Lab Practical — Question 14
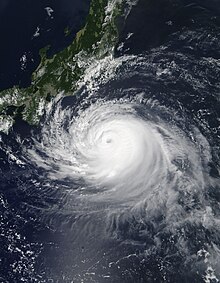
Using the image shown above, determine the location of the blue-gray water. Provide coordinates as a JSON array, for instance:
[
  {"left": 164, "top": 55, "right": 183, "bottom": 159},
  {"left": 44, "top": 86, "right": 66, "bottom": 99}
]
[
  {"left": 0, "top": 0, "right": 220, "bottom": 282},
  {"left": 0, "top": 0, "right": 91, "bottom": 90}
]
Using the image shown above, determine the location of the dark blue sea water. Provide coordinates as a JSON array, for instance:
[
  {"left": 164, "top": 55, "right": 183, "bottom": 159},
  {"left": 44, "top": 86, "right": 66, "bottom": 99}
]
[
  {"left": 0, "top": 0, "right": 91, "bottom": 90},
  {"left": 0, "top": 0, "right": 220, "bottom": 282},
  {"left": 116, "top": 0, "right": 220, "bottom": 57}
]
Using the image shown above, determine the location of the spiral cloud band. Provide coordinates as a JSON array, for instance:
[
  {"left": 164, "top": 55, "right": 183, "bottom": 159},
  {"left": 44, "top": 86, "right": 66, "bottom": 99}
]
[
  {"left": 28, "top": 99, "right": 208, "bottom": 206},
  {"left": 24, "top": 89, "right": 219, "bottom": 282}
]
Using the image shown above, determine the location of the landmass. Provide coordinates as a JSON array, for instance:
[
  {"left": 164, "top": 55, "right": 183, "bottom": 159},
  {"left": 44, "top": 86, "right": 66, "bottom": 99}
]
[{"left": 0, "top": 0, "right": 123, "bottom": 132}]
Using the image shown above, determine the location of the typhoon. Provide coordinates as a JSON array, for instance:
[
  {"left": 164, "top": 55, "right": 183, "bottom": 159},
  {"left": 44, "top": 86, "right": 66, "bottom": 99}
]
[
  {"left": 21, "top": 50, "right": 220, "bottom": 282},
  {"left": 1, "top": 13, "right": 220, "bottom": 283},
  {"left": 29, "top": 98, "right": 209, "bottom": 207}
]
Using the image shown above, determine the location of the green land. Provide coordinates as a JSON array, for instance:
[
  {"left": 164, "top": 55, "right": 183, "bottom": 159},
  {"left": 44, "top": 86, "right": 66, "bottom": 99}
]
[{"left": 0, "top": 0, "right": 122, "bottom": 131}]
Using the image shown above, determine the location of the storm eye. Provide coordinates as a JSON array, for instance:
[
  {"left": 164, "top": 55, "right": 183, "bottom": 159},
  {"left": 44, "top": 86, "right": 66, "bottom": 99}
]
[{"left": 106, "top": 138, "right": 112, "bottom": 143}]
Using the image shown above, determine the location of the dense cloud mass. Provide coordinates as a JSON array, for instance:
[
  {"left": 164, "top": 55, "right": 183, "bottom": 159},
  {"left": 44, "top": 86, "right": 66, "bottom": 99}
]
[
  {"left": 0, "top": 0, "right": 220, "bottom": 282},
  {"left": 28, "top": 98, "right": 210, "bottom": 208}
]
